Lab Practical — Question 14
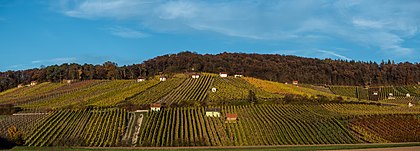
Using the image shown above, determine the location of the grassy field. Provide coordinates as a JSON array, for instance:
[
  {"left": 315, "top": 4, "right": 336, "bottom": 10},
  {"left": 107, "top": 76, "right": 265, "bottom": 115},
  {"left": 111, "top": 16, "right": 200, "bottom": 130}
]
[{"left": 10, "top": 143, "right": 420, "bottom": 151}]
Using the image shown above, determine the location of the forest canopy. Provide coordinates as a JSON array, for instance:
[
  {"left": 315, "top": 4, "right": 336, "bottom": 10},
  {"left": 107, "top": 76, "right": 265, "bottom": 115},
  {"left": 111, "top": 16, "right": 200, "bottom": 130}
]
[{"left": 1, "top": 51, "right": 419, "bottom": 92}]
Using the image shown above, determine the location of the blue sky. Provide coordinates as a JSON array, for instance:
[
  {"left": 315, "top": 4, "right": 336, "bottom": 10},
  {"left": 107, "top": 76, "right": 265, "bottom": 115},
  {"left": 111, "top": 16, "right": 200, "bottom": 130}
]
[{"left": 1, "top": 0, "right": 420, "bottom": 71}]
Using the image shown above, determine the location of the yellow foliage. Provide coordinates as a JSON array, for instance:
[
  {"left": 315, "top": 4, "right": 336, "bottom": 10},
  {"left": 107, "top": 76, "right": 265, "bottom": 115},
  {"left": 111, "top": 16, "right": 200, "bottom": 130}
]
[{"left": 243, "top": 77, "right": 336, "bottom": 97}]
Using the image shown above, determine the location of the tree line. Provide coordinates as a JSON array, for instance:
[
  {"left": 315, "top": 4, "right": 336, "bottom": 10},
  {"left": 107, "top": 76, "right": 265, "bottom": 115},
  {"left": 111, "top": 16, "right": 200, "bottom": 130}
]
[{"left": 1, "top": 51, "right": 419, "bottom": 92}]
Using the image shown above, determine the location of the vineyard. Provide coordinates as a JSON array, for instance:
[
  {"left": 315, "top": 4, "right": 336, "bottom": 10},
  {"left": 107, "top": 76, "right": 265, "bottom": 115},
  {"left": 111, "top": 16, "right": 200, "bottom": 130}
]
[
  {"left": 18, "top": 80, "right": 159, "bottom": 109},
  {"left": 0, "top": 75, "right": 419, "bottom": 148},
  {"left": 137, "top": 104, "right": 360, "bottom": 147},
  {"left": 244, "top": 77, "right": 338, "bottom": 98},
  {"left": 329, "top": 86, "right": 420, "bottom": 102},
  {"left": 322, "top": 103, "right": 420, "bottom": 115},
  {"left": 0, "top": 114, "right": 49, "bottom": 140},
  {"left": 159, "top": 75, "right": 213, "bottom": 105},
  {"left": 127, "top": 78, "right": 186, "bottom": 105},
  {"left": 25, "top": 108, "right": 127, "bottom": 147},
  {"left": 329, "top": 86, "right": 358, "bottom": 98},
  {"left": 207, "top": 77, "right": 278, "bottom": 105},
  {"left": 349, "top": 114, "right": 420, "bottom": 142}
]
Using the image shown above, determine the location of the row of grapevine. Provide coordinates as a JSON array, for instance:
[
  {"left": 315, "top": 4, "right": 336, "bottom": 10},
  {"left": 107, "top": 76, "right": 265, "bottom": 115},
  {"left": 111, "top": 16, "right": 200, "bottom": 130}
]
[
  {"left": 128, "top": 78, "right": 186, "bottom": 105},
  {"left": 329, "top": 86, "right": 418, "bottom": 101},
  {"left": 88, "top": 80, "right": 160, "bottom": 106},
  {"left": 322, "top": 103, "right": 420, "bottom": 115},
  {"left": 137, "top": 104, "right": 359, "bottom": 147},
  {"left": 160, "top": 75, "right": 213, "bottom": 105},
  {"left": 395, "top": 86, "right": 420, "bottom": 96},
  {"left": 380, "top": 96, "right": 420, "bottom": 105},
  {"left": 349, "top": 114, "right": 420, "bottom": 142},
  {"left": 356, "top": 87, "right": 369, "bottom": 100},
  {"left": 0, "top": 80, "right": 104, "bottom": 106},
  {"left": 207, "top": 77, "right": 277, "bottom": 105},
  {"left": 245, "top": 77, "right": 337, "bottom": 98},
  {"left": 0, "top": 82, "right": 62, "bottom": 104},
  {"left": 19, "top": 80, "right": 140, "bottom": 109},
  {"left": 0, "top": 114, "right": 50, "bottom": 139},
  {"left": 25, "top": 108, "right": 128, "bottom": 147},
  {"left": 329, "top": 86, "right": 357, "bottom": 98}
]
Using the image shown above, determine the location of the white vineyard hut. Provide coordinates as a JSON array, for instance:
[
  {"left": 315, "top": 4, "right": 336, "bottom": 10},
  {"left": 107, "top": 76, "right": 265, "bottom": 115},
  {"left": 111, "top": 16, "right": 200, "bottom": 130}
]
[
  {"left": 160, "top": 76, "right": 167, "bottom": 81},
  {"left": 150, "top": 103, "right": 161, "bottom": 111},
  {"left": 205, "top": 108, "right": 221, "bottom": 117},
  {"left": 219, "top": 72, "right": 228, "bottom": 78},
  {"left": 234, "top": 74, "right": 243, "bottom": 78},
  {"left": 192, "top": 74, "right": 200, "bottom": 79},
  {"left": 137, "top": 77, "right": 146, "bottom": 82},
  {"left": 30, "top": 81, "right": 38, "bottom": 86}
]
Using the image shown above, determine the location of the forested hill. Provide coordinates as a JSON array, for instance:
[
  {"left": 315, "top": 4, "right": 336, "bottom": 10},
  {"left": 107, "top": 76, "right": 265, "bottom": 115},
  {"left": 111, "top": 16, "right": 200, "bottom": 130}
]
[{"left": 1, "top": 51, "right": 420, "bottom": 91}]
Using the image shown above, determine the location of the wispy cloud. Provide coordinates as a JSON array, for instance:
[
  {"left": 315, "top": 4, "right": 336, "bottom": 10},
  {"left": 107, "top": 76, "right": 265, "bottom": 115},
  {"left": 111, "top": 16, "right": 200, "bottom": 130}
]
[
  {"left": 106, "top": 26, "right": 148, "bottom": 38},
  {"left": 55, "top": 0, "right": 420, "bottom": 56},
  {"left": 317, "top": 50, "right": 352, "bottom": 60},
  {"left": 31, "top": 57, "right": 77, "bottom": 64}
]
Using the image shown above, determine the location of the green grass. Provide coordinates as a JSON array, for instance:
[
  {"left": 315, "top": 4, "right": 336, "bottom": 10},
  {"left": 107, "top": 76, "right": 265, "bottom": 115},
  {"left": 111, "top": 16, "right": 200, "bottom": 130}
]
[{"left": 10, "top": 143, "right": 420, "bottom": 151}]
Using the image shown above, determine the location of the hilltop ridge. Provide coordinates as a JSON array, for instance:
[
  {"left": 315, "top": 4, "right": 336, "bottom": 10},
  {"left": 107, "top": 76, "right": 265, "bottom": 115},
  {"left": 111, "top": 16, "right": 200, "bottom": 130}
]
[{"left": 1, "top": 52, "right": 420, "bottom": 92}]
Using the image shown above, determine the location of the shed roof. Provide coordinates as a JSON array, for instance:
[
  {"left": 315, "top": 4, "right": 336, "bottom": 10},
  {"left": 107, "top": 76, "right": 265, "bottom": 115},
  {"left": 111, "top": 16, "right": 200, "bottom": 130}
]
[
  {"left": 205, "top": 108, "right": 220, "bottom": 112},
  {"left": 226, "top": 113, "right": 238, "bottom": 118},
  {"left": 151, "top": 103, "right": 161, "bottom": 108}
]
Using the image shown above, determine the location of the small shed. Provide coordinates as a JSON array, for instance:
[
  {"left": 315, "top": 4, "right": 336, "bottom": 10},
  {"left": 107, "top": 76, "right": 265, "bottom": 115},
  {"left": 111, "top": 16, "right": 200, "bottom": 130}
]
[
  {"left": 63, "top": 79, "right": 75, "bottom": 84},
  {"left": 17, "top": 84, "right": 24, "bottom": 88},
  {"left": 387, "top": 93, "right": 394, "bottom": 99},
  {"left": 135, "top": 110, "right": 149, "bottom": 113},
  {"left": 292, "top": 80, "right": 298, "bottom": 85},
  {"left": 406, "top": 93, "right": 411, "bottom": 97},
  {"left": 30, "top": 81, "right": 38, "bottom": 86},
  {"left": 234, "top": 74, "right": 243, "bottom": 78},
  {"left": 368, "top": 87, "right": 380, "bottom": 101},
  {"left": 150, "top": 103, "right": 161, "bottom": 111},
  {"left": 191, "top": 74, "right": 200, "bottom": 79},
  {"left": 225, "top": 113, "right": 238, "bottom": 123},
  {"left": 137, "top": 77, "right": 146, "bottom": 82},
  {"left": 159, "top": 76, "right": 167, "bottom": 82},
  {"left": 408, "top": 102, "right": 414, "bottom": 107},
  {"left": 219, "top": 72, "right": 228, "bottom": 78},
  {"left": 205, "top": 108, "right": 221, "bottom": 117}
]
